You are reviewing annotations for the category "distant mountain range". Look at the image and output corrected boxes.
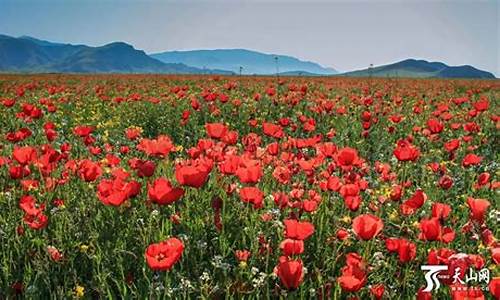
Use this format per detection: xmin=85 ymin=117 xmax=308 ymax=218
xmin=342 ymin=59 xmax=495 ymax=79
xmin=151 ymin=49 xmax=337 ymax=75
xmin=0 ymin=35 xmax=232 ymax=74
xmin=0 ymin=34 xmax=495 ymax=78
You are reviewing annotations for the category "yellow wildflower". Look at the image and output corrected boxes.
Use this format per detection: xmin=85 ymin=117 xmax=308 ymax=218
xmin=412 ymin=221 xmax=420 ymax=229
xmin=80 ymin=245 xmax=89 ymax=253
xmin=239 ymin=261 xmax=247 ymax=269
xmin=341 ymin=216 xmax=351 ymax=224
xmin=74 ymin=285 xmax=84 ymax=298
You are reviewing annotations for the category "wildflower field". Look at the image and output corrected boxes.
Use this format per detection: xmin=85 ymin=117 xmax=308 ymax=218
xmin=0 ymin=74 xmax=498 ymax=299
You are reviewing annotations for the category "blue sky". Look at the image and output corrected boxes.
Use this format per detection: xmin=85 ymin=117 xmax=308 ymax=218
xmin=0 ymin=0 xmax=498 ymax=76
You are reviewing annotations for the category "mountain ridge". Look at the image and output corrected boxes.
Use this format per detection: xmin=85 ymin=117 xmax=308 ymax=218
xmin=150 ymin=48 xmax=338 ymax=75
xmin=341 ymin=59 xmax=495 ymax=79
xmin=0 ymin=34 xmax=495 ymax=78
xmin=0 ymin=34 xmax=232 ymax=74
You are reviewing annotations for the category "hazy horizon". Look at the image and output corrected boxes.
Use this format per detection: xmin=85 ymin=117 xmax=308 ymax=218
xmin=0 ymin=0 xmax=498 ymax=76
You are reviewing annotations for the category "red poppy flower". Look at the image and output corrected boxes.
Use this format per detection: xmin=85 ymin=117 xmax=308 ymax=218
xmin=218 ymin=154 xmax=240 ymax=175
xmin=272 ymin=166 xmax=292 ymax=184
xmin=77 ymin=159 xmax=102 ymax=182
xmin=145 ymin=238 xmax=184 ymax=271
xmin=97 ymin=182 xmax=127 ymax=206
xmin=125 ymin=128 xmax=142 ymax=140
xmin=275 ymin=256 xmax=303 ymax=290
xmin=175 ymin=158 xmax=213 ymax=188
xmin=419 ymin=218 xmax=441 ymax=241
xmin=19 ymin=195 xmax=49 ymax=230
xmin=2 ymin=98 xmax=15 ymax=107
xmin=337 ymin=264 xmax=367 ymax=292
xmin=235 ymin=250 xmax=251 ymax=262
xmin=135 ymin=160 xmax=156 ymax=177
xmin=345 ymin=252 xmax=365 ymax=268
xmin=205 ymin=123 xmax=228 ymax=139
xmin=19 ymin=195 xmax=44 ymax=216
xmin=239 ymin=186 xmax=264 ymax=209
xmin=222 ymin=130 xmax=238 ymax=145
xmin=336 ymin=147 xmax=359 ymax=167
xmin=9 ymin=165 xmax=31 ymax=179
xmin=393 ymin=139 xmax=420 ymax=162
xmin=490 ymin=277 xmax=500 ymax=299
xmin=6 ymin=128 xmax=32 ymax=142
xmin=43 ymin=124 xmax=57 ymax=141
xmin=417 ymin=287 xmax=432 ymax=300
xmin=280 ymin=239 xmax=305 ymax=256
xmin=262 ymin=122 xmax=284 ymax=138
xmin=431 ymin=202 xmax=451 ymax=220
xmin=352 ymin=214 xmax=383 ymax=240
xmin=326 ymin=176 xmax=341 ymax=191
xmin=389 ymin=115 xmax=403 ymax=123
xmin=266 ymin=142 xmax=280 ymax=155
xmin=273 ymin=192 xmax=289 ymax=209
xmin=284 ymin=219 xmax=315 ymax=240
xmin=438 ymin=175 xmax=453 ymax=190
xmin=467 ymin=197 xmax=490 ymax=223
xmin=370 ymin=284 xmax=385 ymax=300
xmin=400 ymin=189 xmax=427 ymax=215
xmin=444 ymin=139 xmax=460 ymax=152
xmin=464 ymin=122 xmax=481 ymax=133
xmin=390 ymin=184 xmax=403 ymax=201
xmin=440 ymin=227 xmax=457 ymax=243
xmin=73 ymin=125 xmax=94 ymax=137
xmin=137 ymin=135 xmax=174 ymax=157
xmin=473 ymin=99 xmax=489 ymax=111
xmin=236 ymin=159 xmax=263 ymax=183
xmin=426 ymin=118 xmax=444 ymax=134
xmin=12 ymin=146 xmax=37 ymax=165
xmin=97 ymin=178 xmax=140 ymax=206
xmin=302 ymin=199 xmax=318 ymax=213
xmin=316 ymin=142 xmax=337 ymax=158
xmin=266 ymin=87 xmax=276 ymax=97
xmin=462 ymin=153 xmax=482 ymax=167
xmin=361 ymin=111 xmax=371 ymax=121
xmin=148 ymin=178 xmax=184 ymax=205
xmin=337 ymin=229 xmax=349 ymax=240
xmin=385 ymin=238 xmax=417 ymax=263
xmin=475 ymin=172 xmax=490 ymax=188
xmin=340 ymin=183 xmax=361 ymax=211
xmin=23 ymin=212 xmax=48 ymax=229
xmin=47 ymin=246 xmax=63 ymax=262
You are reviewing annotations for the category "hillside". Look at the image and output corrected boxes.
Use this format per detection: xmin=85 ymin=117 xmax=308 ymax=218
xmin=151 ymin=49 xmax=337 ymax=75
xmin=341 ymin=59 xmax=495 ymax=79
xmin=0 ymin=35 xmax=231 ymax=74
